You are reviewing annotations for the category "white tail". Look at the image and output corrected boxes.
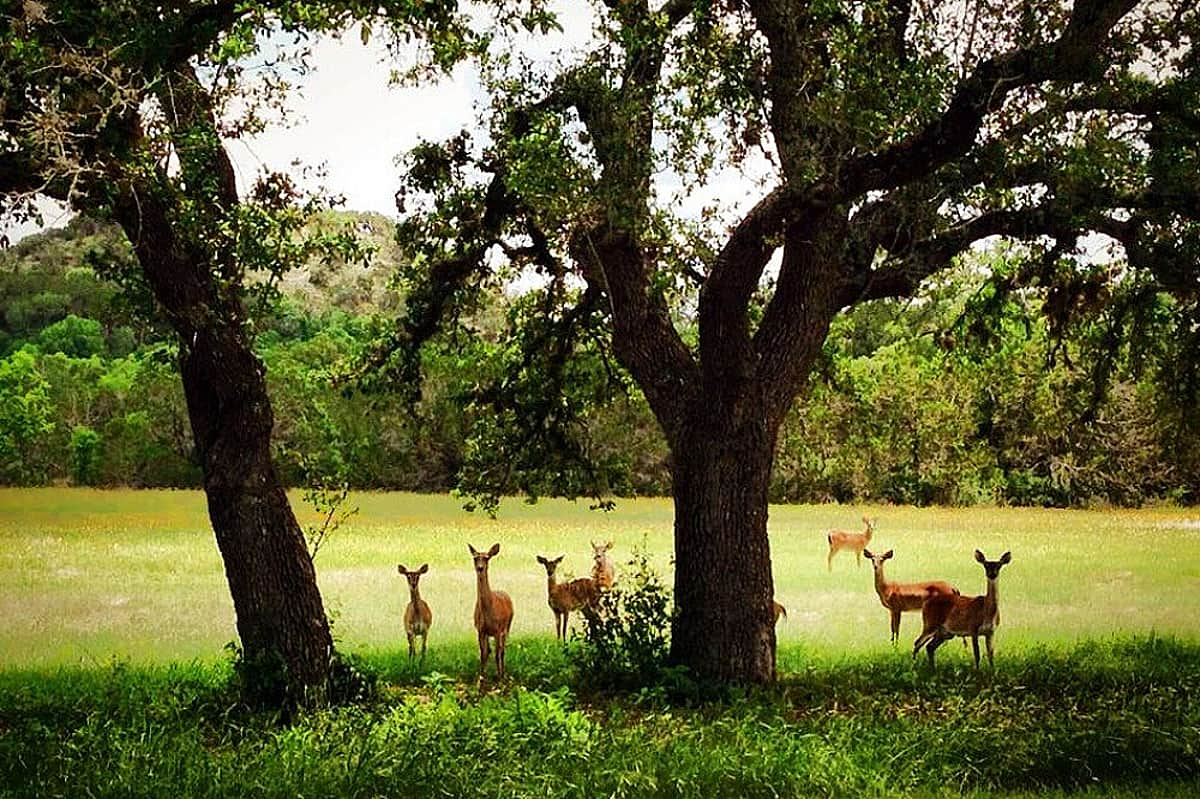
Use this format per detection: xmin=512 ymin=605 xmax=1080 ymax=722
xmin=591 ymin=540 xmax=615 ymax=589
xmin=912 ymin=550 xmax=1012 ymax=669
xmin=862 ymin=548 xmax=958 ymax=643
xmin=469 ymin=543 xmax=515 ymax=681
xmin=397 ymin=563 xmax=433 ymax=661
xmin=826 ymin=516 xmax=875 ymax=571
xmin=537 ymin=555 xmax=600 ymax=642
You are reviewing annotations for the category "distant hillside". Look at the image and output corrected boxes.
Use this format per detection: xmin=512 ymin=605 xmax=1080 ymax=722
xmin=1 ymin=210 xmax=409 ymax=353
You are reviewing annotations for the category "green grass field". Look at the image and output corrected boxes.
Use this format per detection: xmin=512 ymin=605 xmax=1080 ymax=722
xmin=3 ymin=488 xmax=1199 ymax=667
xmin=3 ymin=489 xmax=1200 ymax=798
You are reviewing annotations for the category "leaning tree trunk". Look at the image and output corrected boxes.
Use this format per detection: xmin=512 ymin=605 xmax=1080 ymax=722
xmin=667 ymin=410 xmax=779 ymax=684
xmin=113 ymin=192 xmax=334 ymax=704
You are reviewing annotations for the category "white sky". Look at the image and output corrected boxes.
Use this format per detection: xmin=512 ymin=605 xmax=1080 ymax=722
xmin=227 ymin=34 xmax=480 ymax=219
xmin=3 ymin=6 xmax=772 ymax=245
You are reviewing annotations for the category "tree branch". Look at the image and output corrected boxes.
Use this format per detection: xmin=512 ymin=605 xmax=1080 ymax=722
xmin=839 ymin=0 xmax=1141 ymax=200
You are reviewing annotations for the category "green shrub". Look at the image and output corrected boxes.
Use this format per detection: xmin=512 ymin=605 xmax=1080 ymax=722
xmin=70 ymin=425 xmax=103 ymax=485
xmin=571 ymin=543 xmax=673 ymax=689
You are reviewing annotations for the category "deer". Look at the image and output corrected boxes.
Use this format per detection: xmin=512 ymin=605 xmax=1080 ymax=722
xmin=773 ymin=601 xmax=787 ymax=624
xmin=912 ymin=550 xmax=1012 ymax=669
xmin=826 ymin=516 xmax=876 ymax=571
xmin=591 ymin=540 xmax=615 ymax=589
xmin=536 ymin=555 xmax=600 ymax=642
xmin=863 ymin=548 xmax=958 ymax=643
xmin=396 ymin=563 xmax=433 ymax=661
xmin=469 ymin=543 xmax=515 ymax=681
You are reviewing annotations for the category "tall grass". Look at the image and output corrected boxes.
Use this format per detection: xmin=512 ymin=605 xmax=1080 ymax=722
xmin=1 ymin=639 xmax=1198 ymax=798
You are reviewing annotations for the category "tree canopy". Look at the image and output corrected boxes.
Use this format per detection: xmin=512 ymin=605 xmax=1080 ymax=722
xmin=375 ymin=0 xmax=1200 ymax=682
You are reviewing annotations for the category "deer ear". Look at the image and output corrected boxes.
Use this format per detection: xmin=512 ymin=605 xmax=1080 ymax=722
xmin=488 ymin=543 xmax=501 ymax=557
xmin=536 ymin=555 xmax=547 ymax=565
xmin=553 ymin=555 xmax=564 ymax=565
xmin=974 ymin=549 xmax=986 ymax=563
xmin=999 ymin=551 xmax=1012 ymax=564
xmin=418 ymin=564 xmax=428 ymax=574
xmin=397 ymin=564 xmax=406 ymax=574
xmin=606 ymin=540 xmax=613 ymax=550
xmin=883 ymin=550 xmax=894 ymax=560
xmin=862 ymin=548 xmax=873 ymax=559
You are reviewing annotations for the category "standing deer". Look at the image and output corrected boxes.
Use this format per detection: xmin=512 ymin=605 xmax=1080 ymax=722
xmin=912 ymin=550 xmax=1012 ymax=669
xmin=863 ymin=548 xmax=958 ymax=643
xmin=397 ymin=563 xmax=433 ymax=661
xmin=469 ymin=543 xmax=515 ymax=681
xmin=591 ymin=540 xmax=615 ymax=589
xmin=826 ymin=516 xmax=876 ymax=571
xmin=536 ymin=555 xmax=600 ymax=642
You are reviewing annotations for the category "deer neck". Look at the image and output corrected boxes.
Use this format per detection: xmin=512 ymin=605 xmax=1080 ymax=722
xmin=545 ymin=572 xmax=558 ymax=595
xmin=476 ymin=569 xmax=497 ymax=610
xmin=408 ymin=583 xmax=422 ymax=604
xmin=984 ymin=575 xmax=1000 ymax=619
xmin=872 ymin=564 xmax=889 ymax=599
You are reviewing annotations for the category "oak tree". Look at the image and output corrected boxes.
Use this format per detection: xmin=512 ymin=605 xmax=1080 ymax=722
xmin=385 ymin=0 xmax=1200 ymax=682
xmin=0 ymin=0 xmax=474 ymax=703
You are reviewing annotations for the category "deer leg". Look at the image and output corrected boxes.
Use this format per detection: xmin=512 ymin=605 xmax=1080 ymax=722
xmin=496 ymin=633 xmax=507 ymax=680
xmin=478 ymin=633 xmax=490 ymax=679
xmin=420 ymin=633 xmax=427 ymax=662
xmin=985 ymin=634 xmax=995 ymax=669
xmin=926 ymin=634 xmax=947 ymax=668
xmin=562 ymin=610 xmax=570 ymax=642
xmin=971 ymin=635 xmax=981 ymax=669
xmin=407 ymin=632 xmax=415 ymax=660
xmin=912 ymin=630 xmax=934 ymax=660
xmin=827 ymin=547 xmax=835 ymax=571
xmin=890 ymin=609 xmax=901 ymax=643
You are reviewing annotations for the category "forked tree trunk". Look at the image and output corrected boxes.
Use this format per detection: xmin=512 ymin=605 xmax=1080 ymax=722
xmin=668 ymin=415 xmax=778 ymax=683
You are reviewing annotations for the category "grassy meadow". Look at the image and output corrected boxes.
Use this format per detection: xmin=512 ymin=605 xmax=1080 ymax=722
xmin=3 ymin=488 xmax=1199 ymax=667
xmin=3 ymin=488 xmax=1200 ymax=799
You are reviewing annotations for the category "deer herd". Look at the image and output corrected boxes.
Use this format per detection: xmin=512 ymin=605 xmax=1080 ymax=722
xmin=398 ymin=518 xmax=1011 ymax=681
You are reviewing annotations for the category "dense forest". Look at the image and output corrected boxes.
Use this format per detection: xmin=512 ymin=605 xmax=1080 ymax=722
xmin=2 ymin=213 xmax=1196 ymax=507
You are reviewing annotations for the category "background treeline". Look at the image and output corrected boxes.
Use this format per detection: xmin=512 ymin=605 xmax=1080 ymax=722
xmin=2 ymin=215 xmax=1196 ymax=506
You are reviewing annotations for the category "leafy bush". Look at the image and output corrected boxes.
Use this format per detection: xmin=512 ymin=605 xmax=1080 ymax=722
xmin=571 ymin=543 xmax=673 ymax=689
xmin=69 ymin=425 xmax=102 ymax=485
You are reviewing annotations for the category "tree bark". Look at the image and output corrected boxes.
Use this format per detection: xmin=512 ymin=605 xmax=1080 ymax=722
xmin=112 ymin=189 xmax=334 ymax=703
xmin=667 ymin=406 xmax=778 ymax=684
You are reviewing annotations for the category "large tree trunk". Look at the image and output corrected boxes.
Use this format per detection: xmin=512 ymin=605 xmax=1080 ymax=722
xmin=183 ymin=324 xmax=334 ymax=699
xmin=668 ymin=412 xmax=778 ymax=683
xmin=113 ymin=192 xmax=334 ymax=703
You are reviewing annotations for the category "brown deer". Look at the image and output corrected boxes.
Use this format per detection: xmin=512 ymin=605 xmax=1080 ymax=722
xmin=397 ymin=563 xmax=433 ymax=661
xmin=863 ymin=548 xmax=958 ymax=643
xmin=826 ymin=516 xmax=876 ymax=571
xmin=469 ymin=543 xmax=515 ymax=681
xmin=912 ymin=550 xmax=1012 ymax=669
xmin=536 ymin=555 xmax=600 ymax=642
xmin=773 ymin=601 xmax=787 ymax=624
xmin=591 ymin=540 xmax=615 ymax=589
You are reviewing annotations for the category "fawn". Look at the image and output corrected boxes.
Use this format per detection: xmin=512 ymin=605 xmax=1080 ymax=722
xmin=863 ymin=548 xmax=958 ymax=643
xmin=827 ymin=516 xmax=876 ymax=570
xmin=912 ymin=550 xmax=1012 ymax=669
xmin=536 ymin=555 xmax=600 ymax=642
xmin=397 ymin=563 xmax=433 ymax=661
xmin=469 ymin=543 xmax=515 ymax=681
xmin=591 ymin=540 xmax=615 ymax=589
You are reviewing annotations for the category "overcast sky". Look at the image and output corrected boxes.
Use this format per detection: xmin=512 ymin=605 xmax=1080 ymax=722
xmin=3 ymin=8 xmax=771 ymax=245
